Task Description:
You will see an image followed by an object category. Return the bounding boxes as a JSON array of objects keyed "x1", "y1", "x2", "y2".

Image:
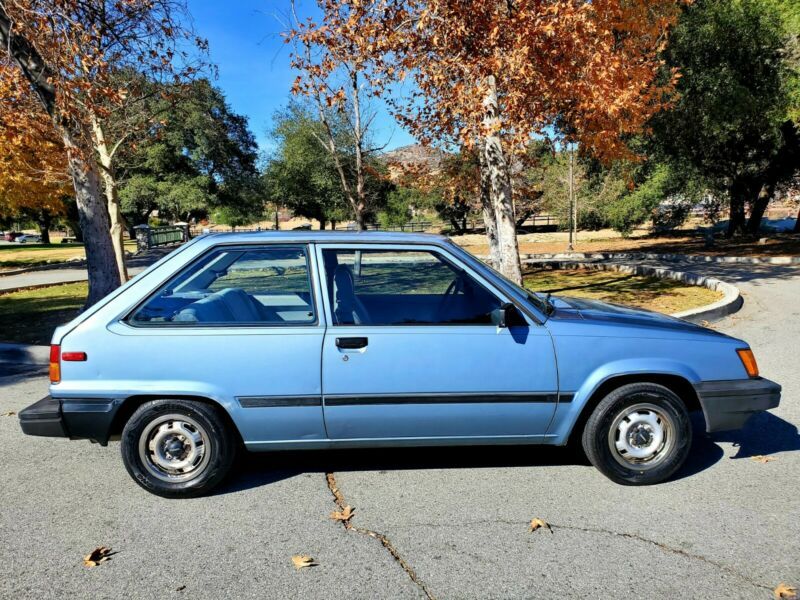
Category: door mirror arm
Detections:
[{"x1": 491, "y1": 302, "x2": 528, "y2": 328}]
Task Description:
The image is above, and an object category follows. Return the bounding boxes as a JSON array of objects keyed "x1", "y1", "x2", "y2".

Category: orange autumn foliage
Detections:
[
  {"x1": 294, "y1": 0, "x2": 683, "y2": 161},
  {"x1": 0, "y1": 64, "x2": 69, "y2": 218}
]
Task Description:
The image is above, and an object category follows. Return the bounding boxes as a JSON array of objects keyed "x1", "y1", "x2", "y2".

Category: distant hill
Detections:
[{"x1": 383, "y1": 144, "x2": 447, "y2": 178}]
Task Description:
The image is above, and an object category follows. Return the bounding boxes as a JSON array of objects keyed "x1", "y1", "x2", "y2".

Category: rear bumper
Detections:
[
  {"x1": 19, "y1": 396, "x2": 120, "y2": 445},
  {"x1": 18, "y1": 396, "x2": 68, "y2": 438},
  {"x1": 694, "y1": 378, "x2": 781, "y2": 433}
]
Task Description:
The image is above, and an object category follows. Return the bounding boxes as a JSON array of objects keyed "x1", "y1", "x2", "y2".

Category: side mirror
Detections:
[{"x1": 491, "y1": 302, "x2": 528, "y2": 328}]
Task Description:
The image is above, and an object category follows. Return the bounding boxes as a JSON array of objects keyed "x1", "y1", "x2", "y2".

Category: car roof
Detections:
[{"x1": 199, "y1": 230, "x2": 450, "y2": 245}]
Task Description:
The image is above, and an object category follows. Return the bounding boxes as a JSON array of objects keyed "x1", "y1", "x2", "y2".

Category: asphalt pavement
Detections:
[{"x1": 0, "y1": 260, "x2": 798, "y2": 599}]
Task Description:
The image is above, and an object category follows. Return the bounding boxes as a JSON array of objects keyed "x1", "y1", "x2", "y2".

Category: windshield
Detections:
[{"x1": 444, "y1": 241, "x2": 552, "y2": 316}]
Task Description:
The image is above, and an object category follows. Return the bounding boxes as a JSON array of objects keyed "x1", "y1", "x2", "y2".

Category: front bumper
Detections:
[
  {"x1": 19, "y1": 396, "x2": 120, "y2": 445},
  {"x1": 694, "y1": 377, "x2": 781, "y2": 433}
]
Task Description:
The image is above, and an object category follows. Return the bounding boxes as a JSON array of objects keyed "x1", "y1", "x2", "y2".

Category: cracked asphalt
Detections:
[{"x1": 1, "y1": 261, "x2": 798, "y2": 599}]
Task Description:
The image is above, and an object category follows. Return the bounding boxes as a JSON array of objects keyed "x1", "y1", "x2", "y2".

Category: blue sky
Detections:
[{"x1": 186, "y1": 0, "x2": 416, "y2": 154}]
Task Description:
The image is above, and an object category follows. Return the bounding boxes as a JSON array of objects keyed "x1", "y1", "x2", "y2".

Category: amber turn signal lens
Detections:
[
  {"x1": 736, "y1": 348, "x2": 759, "y2": 378},
  {"x1": 49, "y1": 344, "x2": 61, "y2": 384}
]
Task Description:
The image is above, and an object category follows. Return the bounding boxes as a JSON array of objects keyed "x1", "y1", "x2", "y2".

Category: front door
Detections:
[{"x1": 317, "y1": 245, "x2": 558, "y2": 442}]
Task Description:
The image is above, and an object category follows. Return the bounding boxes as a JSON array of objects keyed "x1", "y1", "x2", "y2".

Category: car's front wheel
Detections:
[
  {"x1": 581, "y1": 383, "x2": 692, "y2": 485},
  {"x1": 121, "y1": 399, "x2": 237, "y2": 498}
]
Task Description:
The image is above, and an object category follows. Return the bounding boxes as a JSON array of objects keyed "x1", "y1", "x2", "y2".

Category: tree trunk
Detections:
[
  {"x1": 0, "y1": 9, "x2": 118, "y2": 304},
  {"x1": 449, "y1": 217, "x2": 464, "y2": 234},
  {"x1": 65, "y1": 147, "x2": 121, "y2": 307},
  {"x1": 91, "y1": 117, "x2": 129, "y2": 282},
  {"x1": 36, "y1": 210, "x2": 52, "y2": 244},
  {"x1": 726, "y1": 179, "x2": 749, "y2": 237},
  {"x1": 477, "y1": 140, "x2": 501, "y2": 269},
  {"x1": 745, "y1": 182, "x2": 775, "y2": 234},
  {"x1": 481, "y1": 75, "x2": 522, "y2": 284}
]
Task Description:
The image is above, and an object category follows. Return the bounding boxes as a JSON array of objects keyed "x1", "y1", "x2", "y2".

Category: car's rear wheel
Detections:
[
  {"x1": 121, "y1": 399, "x2": 236, "y2": 498},
  {"x1": 581, "y1": 383, "x2": 692, "y2": 485}
]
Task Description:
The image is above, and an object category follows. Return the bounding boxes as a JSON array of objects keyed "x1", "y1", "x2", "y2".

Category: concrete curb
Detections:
[
  {"x1": 0, "y1": 260, "x2": 86, "y2": 277},
  {"x1": 521, "y1": 259, "x2": 743, "y2": 324},
  {"x1": 517, "y1": 251, "x2": 800, "y2": 265},
  {"x1": 0, "y1": 343, "x2": 49, "y2": 366}
]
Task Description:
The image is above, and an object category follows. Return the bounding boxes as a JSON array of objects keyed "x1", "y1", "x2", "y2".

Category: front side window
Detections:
[
  {"x1": 322, "y1": 249, "x2": 502, "y2": 326},
  {"x1": 131, "y1": 245, "x2": 315, "y2": 325}
]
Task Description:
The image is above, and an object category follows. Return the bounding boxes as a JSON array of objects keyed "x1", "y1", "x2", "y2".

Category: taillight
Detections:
[
  {"x1": 62, "y1": 351, "x2": 87, "y2": 362},
  {"x1": 49, "y1": 344, "x2": 61, "y2": 384},
  {"x1": 736, "y1": 348, "x2": 759, "y2": 378}
]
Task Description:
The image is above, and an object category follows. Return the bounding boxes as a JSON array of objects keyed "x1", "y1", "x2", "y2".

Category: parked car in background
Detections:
[
  {"x1": 3, "y1": 231, "x2": 22, "y2": 242},
  {"x1": 16, "y1": 234, "x2": 42, "y2": 244},
  {"x1": 18, "y1": 231, "x2": 781, "y2": 498}
]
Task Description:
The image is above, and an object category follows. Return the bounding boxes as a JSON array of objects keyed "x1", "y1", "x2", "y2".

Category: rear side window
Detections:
[
  {"x1": 130, "y1": 245, "x2": 316, "y2": 325},
  {"x1": 321, "y1": 249, "x2": 502, "y2": 326}
]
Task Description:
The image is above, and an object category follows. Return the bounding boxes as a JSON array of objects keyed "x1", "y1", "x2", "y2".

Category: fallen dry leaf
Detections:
[
  {"x1": 752, "y1": 455, "x2": 776, "y2": 464},
  {"x1": 291, "y1": 554, "x2": 317, "y2": 570},
  {"x1": 83, "y1": 546, "x2": 114, "y2": 567},
  {"x1": 529, "y1": 518, "x2": 553, "y2": 534},
  {"x1": 1, "y1": 411, "x2": 16, "y2": 417},
  {"x1": 330, "y1": 505, "x2": 355, "y2": 522},
  {"x1": 774, "y1": 583, "x2": 798, "y2": 600}
]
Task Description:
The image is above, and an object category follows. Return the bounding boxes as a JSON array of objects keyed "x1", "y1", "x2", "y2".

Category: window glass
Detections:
[
  {"x1": 322, "y1": 249, "x2": 501, "y2": 326},
  {"x1": 131, "y1": 246, "x2": 315, "y2": 325}
]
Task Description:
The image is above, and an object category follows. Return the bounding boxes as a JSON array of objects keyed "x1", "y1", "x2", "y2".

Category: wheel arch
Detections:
[
  {"x1": 570, "y1": 374, "x2": 701, "y2": 442},
  {"x1": 553, "y1": 360, "x2": 704, "y2": 445},
  {"x1": 108, "y1": 394, "x2": 243, "y2": 445}
]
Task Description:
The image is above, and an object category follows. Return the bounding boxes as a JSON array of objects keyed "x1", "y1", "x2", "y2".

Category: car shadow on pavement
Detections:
[
  {"x1": 673, "y1": 411, "x2": 800, "y2": 480},
  {"x1": 710, "y1": 410, "x2": 800, "y2": 459},
  {"x1": 216, "y1": 409, "x2": 800, "y2": 495},
  {"x1": 216, "y1": 444, "x2": 587, "y2": 495}
]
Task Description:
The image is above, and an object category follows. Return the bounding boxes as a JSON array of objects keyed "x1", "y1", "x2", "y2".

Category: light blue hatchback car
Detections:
[{"x1": 19, "y1": 232, "x2": 780, "y2": 497}]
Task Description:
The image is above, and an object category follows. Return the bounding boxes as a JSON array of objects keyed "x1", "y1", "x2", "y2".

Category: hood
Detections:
[{"x1": 547, "y1": 295, "x2": 730, "y2": 338}]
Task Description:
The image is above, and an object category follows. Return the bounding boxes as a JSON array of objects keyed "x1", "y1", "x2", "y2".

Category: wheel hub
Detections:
[
  {"x1": 608, "y1": 402, "x2": 675, "y2": 470},
  {"x1": 629, "y1": 424, "x2": 654, "y2": 448},
  {"x1": 138, "y1": 415, "x2": 211, "y2": 483},
  {"x1": 164, "y1": 437, "x2": 187, "y2": 459}
]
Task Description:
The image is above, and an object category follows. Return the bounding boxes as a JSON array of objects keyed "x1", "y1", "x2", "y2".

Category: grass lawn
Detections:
[
  {"x1": 0, "y1": 244, "x2": 87, "y2": 269},
  {"x1": 0, "y1": 268, "x2": 720, "y2": 344},
  {"x1": 0, "y1": 282, "x2": 85, "y2": 345},
  {"x1": 0, "y1": 241, "x2": 137, "y2": 270},
  {"x1": 523, "y1": 267, "x2": 722, "y2": 314}
]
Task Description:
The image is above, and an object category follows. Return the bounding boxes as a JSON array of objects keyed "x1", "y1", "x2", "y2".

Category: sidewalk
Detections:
[{"x1": 0, "y1": 247, "x2": 173, "y2": 293}]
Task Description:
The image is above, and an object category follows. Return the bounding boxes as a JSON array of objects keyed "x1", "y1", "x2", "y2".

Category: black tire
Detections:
[
  {"x1": 121, "y1": 399, "x2": 237, "y2": 498},
  {"x1": 581, "y1": 383, "x2": 692, "y2": 485}
]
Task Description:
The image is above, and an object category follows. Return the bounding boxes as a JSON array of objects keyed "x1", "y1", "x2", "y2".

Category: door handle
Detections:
[{"x1": 336, "y1": 337, "x2": 368, "y2": 350}]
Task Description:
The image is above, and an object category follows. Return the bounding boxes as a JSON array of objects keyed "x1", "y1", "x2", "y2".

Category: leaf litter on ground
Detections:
[
  {"x1": 291, "y1": 555, "x2": 318, "y2": 570},
  {"x1": 529, "y1": 518, "x2": 553, "y2": 533},
  {"x1": 83, "y1": 546, "x2": 114, "y2": 567}
]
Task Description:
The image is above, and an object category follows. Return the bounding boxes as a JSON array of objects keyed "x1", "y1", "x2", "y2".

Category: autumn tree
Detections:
[
  {"x1": 287, "y1": 1, "x2": 389, "y2": 230},
  {"x1": 0, "y1": 0, "x2": 205, "y2": 306},
  {"x1": 304, "y1": 0, "x2": 682, "y2": 282},
  {"x1": 0, "y1": 65, "x2": 70, "y2": 242}
]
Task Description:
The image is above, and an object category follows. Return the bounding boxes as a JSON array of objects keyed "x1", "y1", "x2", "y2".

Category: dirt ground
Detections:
[{"x1": 455, "y1": 230, "x2": 800, "y2": 258}]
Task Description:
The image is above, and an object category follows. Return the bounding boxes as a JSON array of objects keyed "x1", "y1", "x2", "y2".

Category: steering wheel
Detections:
[{"x1": 435, "y1": 273, "x2": 466, "y2": 322}]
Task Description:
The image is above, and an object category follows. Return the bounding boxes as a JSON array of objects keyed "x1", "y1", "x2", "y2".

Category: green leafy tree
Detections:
[
  {"x1": 118, "y1": 79, "x2": 263, "y2": 227},
  {"x1": 650, "y1": 0, "x2": 799, "y2": 236},
  {"x1": 265, "y1": 103, "x2": 390, "y2": 228}
]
